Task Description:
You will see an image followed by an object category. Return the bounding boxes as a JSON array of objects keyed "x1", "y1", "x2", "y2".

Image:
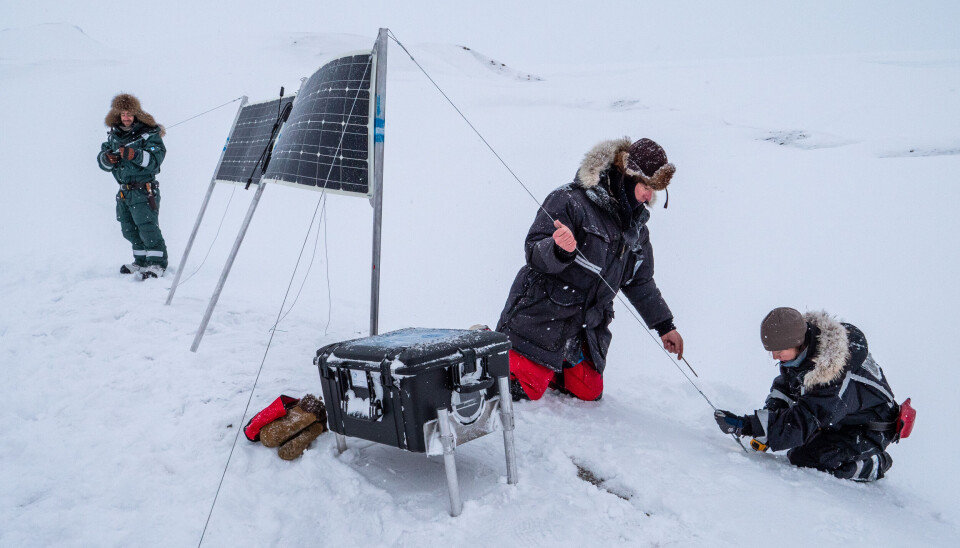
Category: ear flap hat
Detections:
[
  {"x1": 104, "y1": 93, "x2": 165, "y2": 136},
  {"x1": 620, "y1": 137, "x2": 675, "y2": 191}
]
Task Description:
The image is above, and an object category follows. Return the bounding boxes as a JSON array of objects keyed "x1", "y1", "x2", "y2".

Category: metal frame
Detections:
[
  {"x1": 369, "y1": 27, "x2": 388, "y2": 337},
  {"x1": 189, "y1": 32, "x2": 387, "y2": 352},
  {"x1": 165, "y1": 97, "x2": 248, "y2": 306},
  {"x1": 333, "y1": 374, "x2": 519, "y2": 517},
  {"x1": 189, "y1": 82, "x2": 306, "y2": 352}
]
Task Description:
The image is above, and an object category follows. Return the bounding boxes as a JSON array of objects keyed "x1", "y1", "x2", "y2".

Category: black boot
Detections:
[
  {"x1": 877, "y1": 451, "x2": 893, "y2": 479},
  {"x1": 837, "y1": 451, "x2": 893, "y2": 482},
  {"x1": 509, "y1": 377, "x2": 529, "y2": 402}
]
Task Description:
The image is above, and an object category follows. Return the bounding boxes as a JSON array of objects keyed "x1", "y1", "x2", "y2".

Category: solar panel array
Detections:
[
  {"x1": 262, "y1": 52, "x2": 375, "y2": 197},
  {"x1": 214, "y1": 96, "x2": 296, "y2": 186}
]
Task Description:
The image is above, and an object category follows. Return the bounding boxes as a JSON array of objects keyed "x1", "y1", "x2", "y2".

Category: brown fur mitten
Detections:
[
  {"x1": 260, "y1": 394, "x2": 326, "y2": 448},
  {"x1": 277, "y1": 421, "x2": 327, "y2": 460}
]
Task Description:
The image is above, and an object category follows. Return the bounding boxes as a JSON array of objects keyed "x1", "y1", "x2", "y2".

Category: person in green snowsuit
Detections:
[{"x1": 97, "y1": 93, "x2": 168, "y2": 278}]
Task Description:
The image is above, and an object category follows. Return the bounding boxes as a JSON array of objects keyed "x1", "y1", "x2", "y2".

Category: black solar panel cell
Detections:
[
  {"x1": 214, "y1": 97, "x2": 295, "y2": 185},
  {"x1": 264, "y1": 53, "x2": 375, "y2": 196}
]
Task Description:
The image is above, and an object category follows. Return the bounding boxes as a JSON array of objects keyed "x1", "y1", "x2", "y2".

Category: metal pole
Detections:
[
  {"x1": 496, "y1": 376, "x2": 519, "y2": 485},
  {"x1": 190, "y1": 182, "x2": 267, "y2": 352},
  {"x1": 369, "y1": 28, "x2": 389, "y2": 336},
  {"x1": 436, "y1": 408, "x2": 462, "y2": 517},
  {"x1": 166, "y1": 97, "x2": 248, "y2": 306}
]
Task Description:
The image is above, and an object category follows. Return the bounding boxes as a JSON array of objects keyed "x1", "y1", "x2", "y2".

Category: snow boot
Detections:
[
  {"x1": 877, "y1": 451, "x2": 893, "y2": 479},
  {"x1": 839, "y1": 451, "x2": 893, "y2": 482},
  {"x1": 138, "y1": 265, "x2": 165, "y2": 280},
  {"x1": 260, "y1": 394, "x2": 327, "y2": 448},
  {"x1": 120, "y1": 263, "x2": 143, "y2": 274},
  {"x1": 277, "y1": 422, "x2": 326, "y2": 460}
]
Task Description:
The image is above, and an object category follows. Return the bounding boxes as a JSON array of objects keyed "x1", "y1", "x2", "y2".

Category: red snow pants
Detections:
[{"x1": 509, "y1": 350, "x2": 603, "y2": 401}]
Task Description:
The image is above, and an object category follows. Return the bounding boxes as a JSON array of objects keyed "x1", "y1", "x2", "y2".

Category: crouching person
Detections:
[
  {"x1": 715, "y1": 307, "x2": 899, "y2": 482},
  {"x1": 496, "y1": 137, "x2": 684, "y2": 402}
]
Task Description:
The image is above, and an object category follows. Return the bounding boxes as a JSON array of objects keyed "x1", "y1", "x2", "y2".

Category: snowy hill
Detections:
[{"x1": 2, "y1": 2, "x2": 959, "y2": 546}]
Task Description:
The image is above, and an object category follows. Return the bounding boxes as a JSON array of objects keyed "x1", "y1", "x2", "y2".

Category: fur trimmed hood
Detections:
[
  {"x1": 105, "y1": 93, "x2": 165, "y2": 136},
  {"x1": 575, "y1": 137, "x2": 675, "y2": 192},
  {"x1": 802, "y1": 310, "x2": 852, "y2": 389}
]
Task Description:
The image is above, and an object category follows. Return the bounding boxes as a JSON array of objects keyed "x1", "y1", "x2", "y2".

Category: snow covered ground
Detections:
[{"x1": 2, "y1": 2, "x2": 959, "y2": 546}]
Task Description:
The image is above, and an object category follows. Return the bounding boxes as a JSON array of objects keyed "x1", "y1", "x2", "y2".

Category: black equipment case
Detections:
[{"x1": 314, "y1": 328, "x2": 511, "y2": 454}]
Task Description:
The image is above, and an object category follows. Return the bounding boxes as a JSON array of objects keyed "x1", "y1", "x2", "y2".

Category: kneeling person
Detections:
[
  {"x1": 714, "y1": 307, "x2": 899, "y2": 481},
  {"x1": 497, "y1": 137, "x2": 684, "y2": 402}
]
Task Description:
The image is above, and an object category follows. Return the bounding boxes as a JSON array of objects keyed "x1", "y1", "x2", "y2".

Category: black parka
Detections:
[
  {"x1": 749, "y1": 311, "x2": 899, "y2": 452},
  {"x1": 496, "y1": 139, "x2": 673, "y2": 374}
]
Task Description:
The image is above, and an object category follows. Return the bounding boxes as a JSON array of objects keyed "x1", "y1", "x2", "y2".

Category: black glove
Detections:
[
  {"x1": 105, "y1": 153, "x2": 119, "y2": 164},
  {"x1": 118, "y1": 146, "x2": 136, "y2": 161},
  {"x1": 714, "y1": 409, "x2": 753, "y2": 437}
]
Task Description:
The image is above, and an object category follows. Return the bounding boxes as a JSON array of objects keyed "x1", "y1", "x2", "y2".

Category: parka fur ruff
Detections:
[
  {"x1": 576, "y1": 137, "x2": 675, "y2": 192},
  {"x1": 105, "y1": 93, "x2": 165, "y2": 136},
  {"x1": 802, "y1": 310, "x2": 852, "y2": 389}
]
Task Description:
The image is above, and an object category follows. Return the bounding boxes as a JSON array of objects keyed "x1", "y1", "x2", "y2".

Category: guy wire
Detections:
[
  {"x1": 277, "y1": 193, "x2": 329, "y2": 326},
  {"x1": 167, "y1": 96, "x2": 244, "y2": 130},
  {"x1": 388, "y1": 31, "x2": 747, "y2": 451},
  {"x1": 172, "y1": 183, "x2": 238, "y2": 289},
  {"x1": 148, "y1": 95, "x2": 242, "y2": 288},
  {"x1": 197, "y1": 58, "x2": 373, "y2": 547}
]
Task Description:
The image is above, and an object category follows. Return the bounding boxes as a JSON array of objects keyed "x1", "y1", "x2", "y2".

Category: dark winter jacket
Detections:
[
  {"x1": 97, "y1": 121, "x2": 166, "y2": 185},
  {"x1": 496, "y1": 139, "x2": 674, "y2": 374},
  {"x1": 749, "y1": 311, "x2": 899, "y2": 452}
]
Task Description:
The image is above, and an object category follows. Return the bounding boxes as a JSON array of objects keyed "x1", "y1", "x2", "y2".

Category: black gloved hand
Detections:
[
  {"x1": 105, "y1": 153, "x2": 119, "y2": 164},
  {"x1": 118, "y1": 146, "x2": 136, "y2": 161},
  {"x1": 714, "y1": 409, "x2": 753, "y2": 437}
]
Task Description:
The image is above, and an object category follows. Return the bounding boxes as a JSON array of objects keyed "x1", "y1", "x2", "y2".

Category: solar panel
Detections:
[
  {"x1": 214, "y1": 96, "x2": 296, "y2": 186},
  {"x1": 262, "y1": 51, "x2": 376, "y2": 197}
]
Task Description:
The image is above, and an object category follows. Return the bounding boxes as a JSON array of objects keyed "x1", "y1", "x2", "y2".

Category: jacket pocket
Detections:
[
  {"x1": 509, "y1": 279, "x2": 585, "y2": 352},
  {"x1": 577, "y1": 224, "x2": 612, "y2": 274}
]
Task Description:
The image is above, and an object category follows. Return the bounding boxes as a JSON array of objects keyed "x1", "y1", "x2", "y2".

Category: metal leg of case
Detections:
[
  {"x1": 496, "y1": 376, "x2": 519, "y2": 485},
  {"x1": 436, "y1": 408, "x2": 463, "y2": 517},
  {"x1": 335, "y1": 433, "x2": 348, "y2": 454}
]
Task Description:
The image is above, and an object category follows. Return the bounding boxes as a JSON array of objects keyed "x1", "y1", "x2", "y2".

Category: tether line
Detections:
[
  {"x1": 168, "y1": 96, "x2": 244, "y2": 130},
  {"x1": 388, "y1": 30, "x2": 746, "y2": 452},
  {"x1": 173, "y1": 183, "x2": 239, "y2": 289}
]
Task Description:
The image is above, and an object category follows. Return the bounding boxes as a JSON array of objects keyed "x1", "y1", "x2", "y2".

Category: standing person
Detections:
[
  {"x1": 714, "y1": 307, "x2": 901, "y2": 482},
  {"x1": 497, "y1": 137, "x2": 684, "y2": 402},
  {"x1": 97, "y1": 93, "x2": 168, "y2": 279}
]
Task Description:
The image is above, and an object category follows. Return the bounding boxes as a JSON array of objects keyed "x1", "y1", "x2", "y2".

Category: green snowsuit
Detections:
[{"x1": 97, "y1": 121, "x2": 168, "y2": 268}]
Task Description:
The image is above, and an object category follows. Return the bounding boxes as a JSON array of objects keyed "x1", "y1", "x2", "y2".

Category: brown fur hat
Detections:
[
  {"x1": 104, "y1": 93, "x2": 165, "y2": 136},
  {"x1": 578, "y1": 137, "x2": 675, "y2": 193},
  {"x1": 618, "y1": 138, "x2": 675, "y2": 191}
]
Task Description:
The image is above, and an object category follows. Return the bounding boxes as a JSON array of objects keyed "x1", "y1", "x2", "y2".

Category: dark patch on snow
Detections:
[
  {"x1": 763, "y1": 130, "x2": 810, "y2": 146},
  {"x1": 457, "y1": 45, "x2": 543, "y2": 81},
  {"x1": 760, "y1": 130, "x2": 852, "y2": 150},
  {"x1": 610, "y1": 99, "x2": 647, "y2": 111},
  {"x1": 879, "y1": 147, "x2": 960, "y2": 158},
  {"x1": 573, "y1": 460, "x2": 645, "y2": 509}
]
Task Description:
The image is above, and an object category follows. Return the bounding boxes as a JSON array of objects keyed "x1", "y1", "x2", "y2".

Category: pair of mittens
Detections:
[{"x1": 260, "y1": 394, "x2": 328, "y2": 460}]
